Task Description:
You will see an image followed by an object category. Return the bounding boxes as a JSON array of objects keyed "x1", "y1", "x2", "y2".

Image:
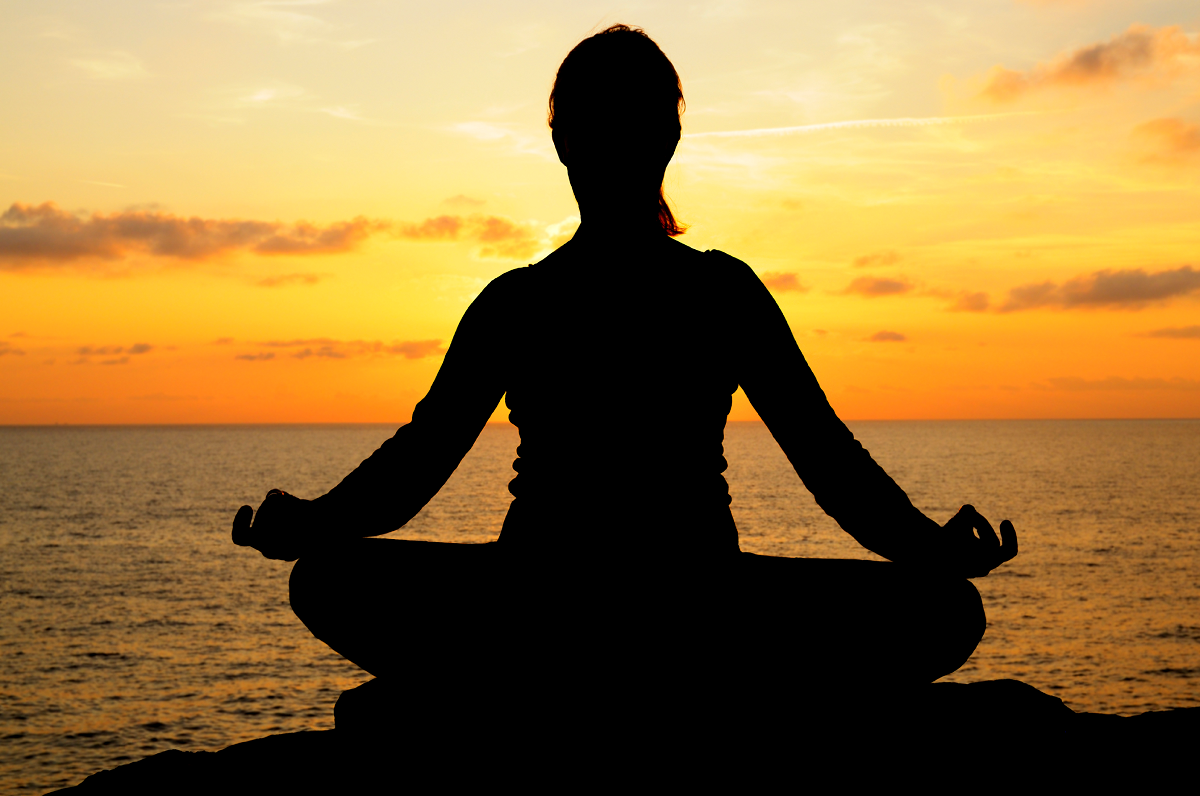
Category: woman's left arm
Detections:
[{"x1": 720, "y1": 252, "x2": 1016, "y2": 577}]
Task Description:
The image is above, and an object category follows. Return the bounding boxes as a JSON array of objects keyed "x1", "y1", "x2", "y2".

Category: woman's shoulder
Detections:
[
  {"x1": 664, "y1": 240, "x2": 761, "y2": 288},
  {"x1": 476, "y1": 263, "x2": 536, "y2": 299}
]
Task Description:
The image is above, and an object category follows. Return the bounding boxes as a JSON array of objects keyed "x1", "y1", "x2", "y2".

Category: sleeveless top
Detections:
[{"x1": 314, "y1": 240, "x2": 936, "y2": 564}]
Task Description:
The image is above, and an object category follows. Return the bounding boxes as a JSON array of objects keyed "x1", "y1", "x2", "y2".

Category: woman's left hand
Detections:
[{"x1": 932, "y1": 505, "x2": 1018, "y2": 578}]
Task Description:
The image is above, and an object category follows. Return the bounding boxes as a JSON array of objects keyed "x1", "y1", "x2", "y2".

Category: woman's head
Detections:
[{"x1": 549, "y1": 25, "x2": 685, "y2": 236}]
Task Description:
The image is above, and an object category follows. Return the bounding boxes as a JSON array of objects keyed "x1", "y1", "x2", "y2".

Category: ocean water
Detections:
[{"x1": 2, "y1": 420, "x2": 1198, "y2": 792}]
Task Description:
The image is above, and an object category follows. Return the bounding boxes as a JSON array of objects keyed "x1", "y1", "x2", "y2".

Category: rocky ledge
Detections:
[{"x1": 52, "y1": 679, "x2": 1197, "y2": 793}]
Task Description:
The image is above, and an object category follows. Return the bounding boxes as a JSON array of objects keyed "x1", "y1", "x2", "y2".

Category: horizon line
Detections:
[{"x1": 1, "y1": 417, "x2": 1197, "y2": 428}]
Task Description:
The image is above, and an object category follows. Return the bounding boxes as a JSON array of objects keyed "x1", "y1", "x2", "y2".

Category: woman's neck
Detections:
[{"x1": 571, "y1": 216, "x2": 667, "y2": 251}]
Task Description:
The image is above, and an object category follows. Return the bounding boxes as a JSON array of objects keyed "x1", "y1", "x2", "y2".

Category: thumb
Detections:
[{"x1": 232, "y1": 504, "x2": 254, "y2": 546}]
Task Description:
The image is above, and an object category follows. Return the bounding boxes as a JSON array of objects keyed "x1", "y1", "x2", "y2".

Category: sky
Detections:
[{"x1": 1, "y1": 0, "x2": 1198, "y2": 423}]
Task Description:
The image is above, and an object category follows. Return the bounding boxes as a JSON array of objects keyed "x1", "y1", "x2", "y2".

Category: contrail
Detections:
[{"x1": 683, "y1": 112, "x2": 1037, "y2": 139}]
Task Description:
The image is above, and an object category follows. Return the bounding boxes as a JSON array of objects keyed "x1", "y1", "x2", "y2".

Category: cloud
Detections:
[
  {"x1": 760, "y1": 272, "x2": 808, "y2": 293},
  {"x1": 868, "y1": 331, "x2": 907, "y2": 342},
  {"x1": 447, "y1": 121, "x2": 549, "y2": 159},
  {"x1": 1000, "y1": 266, "x2": 1200, "y2": 311},
  {"x1": 256, "y1": 272, "x2": 325, "y2": 287},
  {"x1": 979, "y1": 25, "x2": 1200, "y2": 102},
  {"x1": 293, "y1": 346, "x2": 345, "y2": 359},
  {"x1": 76, "y1": 344, "x2": 152, "y2": 356},
  {"x1": 319, "y1": 106, "x2": 364, "y2": 121},
  {"x1": 253, "y1": 338, "x2": 447, "y2": 360},
  {"x1": 683, "y1": 113, "x2": 1033, "y2": 139},
  {"x1": 444, "y1": 195, "x2": 486, "y2": 209},
  {"x1": 0, "y1": 203, "x2": 546, "y2": 267},
  {"x1": 235, "y1": 352, "x2": 276, "y2": 361},
  {"x1": 0, "y1": 341, "x2": 25, "y2": 356},
  {"x1": 213, "y1": 337, "x2": 235, "y2": 345},
  {"x1": 471, "y1": 216, "x2": 540, "y2": 259},
  {"x1": 386, "y1": 340, "x2": 446, "y2": 359},
  {"x1": 72, "y1": 343, "x2": 153, "y2": 364},
  {"x1": 1133, "y1": 118, "x2": 1200, "y2": 162},
  {"x1": 397, "y1": 216, "x2": 463, "y2": 241},
  {"x1": 853, "y1": 250, "x2": 901, "y2": 268},
  {"x1": 260, "y1": 337, "x2": 339, "y2": 348},
  {"x1": 842, "y1": 276, "x2": 914, "y2": 297},
  {"x1": 948, "y1": 291, "x2": 990, "y2": 312},
  {"x1": 0, "y1": 202, "x2": 382, "y2": 265},
  {"x1": 217, "y1": 0, "x2": 358, "y2": 47},
  {"x1": 1044, "y1": 376, "x2": 1200, "y2": 391},
  {"x1": 1143, "y1": 326, "x2": 1200, "y2": 339},
  {"x1": 69, "y1": 52, "x2": 147, "y2": 81},
  {"x1": 129, "y1": 393, "x2": 201, "y2": 401}
]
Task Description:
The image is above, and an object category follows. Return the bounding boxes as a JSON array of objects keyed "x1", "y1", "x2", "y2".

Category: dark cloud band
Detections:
[{"x1": 0, "y1": 202, "x2": 542, "y2": 267}]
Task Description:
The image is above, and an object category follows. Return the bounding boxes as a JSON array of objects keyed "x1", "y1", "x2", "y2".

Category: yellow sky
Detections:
[{"x1": 2, "y1": 1, "x2": 1199, "y2": 423}]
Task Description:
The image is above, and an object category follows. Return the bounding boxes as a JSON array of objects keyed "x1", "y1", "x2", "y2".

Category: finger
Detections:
[
  {"x1": 945, "y1": 505, "x2": 973, "y2": 535},
  {"x1": 970, "y1": 509, "x2": 1001, "y2": 550},
  {"x1": 232, "y1": 504, "x2": 254, "y2": 546},
  {"x1": 999, "y1": 520, "x2": 1018, "y2": 562}
]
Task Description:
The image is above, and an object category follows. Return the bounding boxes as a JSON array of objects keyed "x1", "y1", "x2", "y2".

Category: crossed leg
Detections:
[{"x1": 289, "y1": 538, "x2": 985, "y2": 691}]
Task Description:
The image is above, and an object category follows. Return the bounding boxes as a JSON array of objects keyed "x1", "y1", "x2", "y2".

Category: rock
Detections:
[{"x1": 50, "y1": 680, "x2": 1200, "y2": 793}]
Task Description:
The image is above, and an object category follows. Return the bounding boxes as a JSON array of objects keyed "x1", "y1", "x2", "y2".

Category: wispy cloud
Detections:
[
  {"x1": 853, "y1": 250, "x2": 901, "y2": 268},
  {"x1": 842, "y1": 276, "x2": 914, "y2": 297},
  {"x1": 256, "y1": 272, "x2": 326, "y2": 287},
  {"x1": 448, "y1": 122, "x2": 551, "y2": 158},
  {"x1": 1000, "y1": 266, "x2": 1200, "y2": 311},
  {"x1": 443, "y1": 195, "x2": 486, "y2": 209},
  {"x1": 760, "y1": 272, "x2": 808, "y2": 293},
  {"x1": 947, "y1": 291, "x2": 990, "y2": 312},
  {"x1": 319, "y1": 106, "x2": 364, "y2": 121},
  {"x1": 684, "y1": 113, "x2": 1032, "y2": 139},
  {"x1": 868, "y1": 331, "x2": 907, "y2": 342},
  {"x1": 77, "y1": 343, "x2": 153, "y2": 356},
  {"x1": 1142, "y1": 326, "x2": 1200, "y2": 339},
  {"x1": 1044, "y1": 376, "x2": 1200, "y2": 391},
  {"x1": 978, "y1": 25, "x2": 1200, "y2": 102},
  {"x1": 129, "y1": 393, "x2": 203, "y2": 402},
  {"x1": 242, "y1": 338, "x2": 447, "y2": 361},
  {"x1": 68, "y1": 52, "x2": 147, "y2": 81},
  {"x1": 1133, "y1": 118, "x2": 1200, "y2": 162},
  {"x1": 0, "y1": 341, "x2": 25, "y2": 357},
  {"x1": 73, "y1": 343, "x2": 154, "y2": 366},
  {"x1": 0, "y1": 202, "x2": 547, "y2": 267},
  {"x1": 220, "y1": 0, "x2": 335, "y2": 44}
]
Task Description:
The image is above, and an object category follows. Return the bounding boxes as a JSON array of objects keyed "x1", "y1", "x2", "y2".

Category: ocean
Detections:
[{"x1": 2, "y1": 420, "x2": 1198, "y2": 792}]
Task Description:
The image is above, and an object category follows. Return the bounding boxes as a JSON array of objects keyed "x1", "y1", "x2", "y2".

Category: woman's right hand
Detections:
[
  {"x1": 928, "y1": 505, "x2": 1018, "y2": 578},
  {"x1": 231, "y1": 489, "x2": 316, "y2": 562}
]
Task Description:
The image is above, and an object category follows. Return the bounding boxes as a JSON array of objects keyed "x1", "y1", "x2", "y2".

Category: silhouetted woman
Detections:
[{"x1": 234, "y1": 25, "x2": 1016, "y2": 701}]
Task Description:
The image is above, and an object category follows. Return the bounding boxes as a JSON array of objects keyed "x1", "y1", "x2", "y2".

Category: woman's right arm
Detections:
[
  {"x1": 232, "y1": 269, "x2": 520, "y2": 560},
  {"x1": 717, "y1": 252, "x2": 1015, "y2": 575}
]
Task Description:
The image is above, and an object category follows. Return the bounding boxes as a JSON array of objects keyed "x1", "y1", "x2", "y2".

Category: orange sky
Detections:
[{"x1": 2, "y1": 1, "x2": 1198, "y2": 423}]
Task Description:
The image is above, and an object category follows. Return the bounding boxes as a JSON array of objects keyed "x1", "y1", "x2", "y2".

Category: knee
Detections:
[
  {"x1": 930, "y1": 576, "x2": 986, "y2": 678},
  {"x1": 952, "y1": 577, "x2": 986, "y2": 643},
  {"x1": 289, "y1": 555, "x2": 328, "y2": 635}
]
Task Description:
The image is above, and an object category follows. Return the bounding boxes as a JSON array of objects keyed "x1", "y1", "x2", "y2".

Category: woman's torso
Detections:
[{"x1": 498, "y1": 238, "x2": 742, "y2": 557}]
